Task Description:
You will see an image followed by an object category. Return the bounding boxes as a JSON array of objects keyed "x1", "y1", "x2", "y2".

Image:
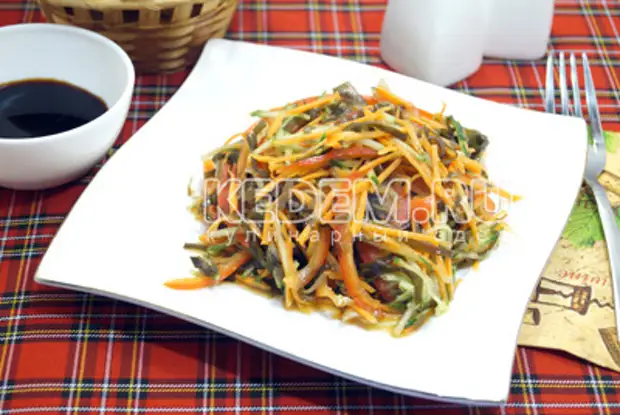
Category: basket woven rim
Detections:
[{"x1": 39, "y1": 0, "x2": 227, "y2": 9}]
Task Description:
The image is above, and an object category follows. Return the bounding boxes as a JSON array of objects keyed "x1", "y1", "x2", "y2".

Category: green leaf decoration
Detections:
[
  {"x1": 563, "y1": 190, "x2": 620, "y2": 248},
  {"x1": 604, "y1": 131, "x2": 620, "y2": 153},
  {"x1": 586, "y1": 128, "x2": 619, "y2": 153},
  {"x1": 563, "y1": 198, "x2": 603, "y2": 248}
]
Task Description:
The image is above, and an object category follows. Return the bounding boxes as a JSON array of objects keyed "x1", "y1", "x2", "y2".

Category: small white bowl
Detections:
[{"x1": 0, "y1": 23, "x2": 135, "y2": 190}]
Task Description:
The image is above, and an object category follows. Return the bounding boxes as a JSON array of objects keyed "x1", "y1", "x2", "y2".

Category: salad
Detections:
[{"x1": 166, "y1": 81, "x2": 518, "y2": 337}]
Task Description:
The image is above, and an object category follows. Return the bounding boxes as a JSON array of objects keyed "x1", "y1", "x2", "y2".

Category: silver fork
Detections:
[{"x1": 545, "y1": 51, "x2": 620, "y2": 340}]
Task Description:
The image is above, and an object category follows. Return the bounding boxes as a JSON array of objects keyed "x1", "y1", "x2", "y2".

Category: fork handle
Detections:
[{"x1": 587, "y1": 178, "x2": 620, "y2": 336}]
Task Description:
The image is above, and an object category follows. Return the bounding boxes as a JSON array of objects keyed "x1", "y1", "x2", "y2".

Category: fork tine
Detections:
[
  {"x1": 570, "y1": 53, "x2": 582, "y2": 118},
  {"x1": 559, "y1": 52, "x2": 570, "y2": 115},
  {"x1": 583, "y1": 53, "x2": 604, "y2": 146},
  {"x1": 545, "y1": 53, "x2": 555, "y2": 113}
]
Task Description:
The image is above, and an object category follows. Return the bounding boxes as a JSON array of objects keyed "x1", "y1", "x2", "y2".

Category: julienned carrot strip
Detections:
[
  {"x1": 261, "y1": 210, "x2": 273, "y2": 244},
  {"x1": 439, "y1": 161, "x2": 448, "y2": 177},
  {"x1": 166, "y1": 250, "x2": 253, "y2": 290},
  {"x1": 164, "y1": 277, "x2": 215, "y2": 290},
  {"x1": 361, "y1": 95, "x2": 379, "y2": 105},
  {"x1": 236, "y1": 142, "x2": 249, "y2": 178},
  {"x1": 431, "y1": 144, "x2": 440, "y2": 183},
  {"x1": 373, "y1": 86, "x2": 435, "y2": 119},
  {"x1": 215, "y1": 251, "x2": 253, "y2": 282},
  {"x1": 287, "y1": 96, "x2": 320, "y2": 107},
  {"x1": 300, "y1": 170, "x2": 330, "y2": 181},
  {"x1": 392, "y1": 139, "x2": 453, "y2": 208},
  {"x1": 395, "y1": 118, "x2": 423, "y2": 152},
  {"x1": 351, "y1": 189, "x2": 368, "y2": 235},
  {"x1": 492, "y1": 187, "x2": 523, "y2": 201},
  {"x1": 284, "y1": 93, "x2": 339, "y2": 116},
  {"x1": 306, "y1": 114, "x2": 325, "y2": 128},
  {"x1": 297, "y1": 223, "x2": 312, "y2": 246},
  {"x1": 460, "y1": 154, "x2": 486, "y2": 175},
  {"x1": 419, "y1": 135, "x2": 434, "y2": 157},
  {"x1": 458, "y1": 184, "x2": 479, "y2": 248},
  {"x1": 401, "y1": 308, "x2": 434, "y2": 336},
  {"x1": 377, "y1": 159, "x2": 402, "y2": 184},
  {"x1": 460, "y1": 175, "x2": 522, "y2": 201},
  {"x1": 355, "y1": 152, "x2": 399, "y2": 176},
  {"x1": 267, "y1": 113, "x2": 285, "y2": 138},
  {"x1": 262, "y1": 96, "x2": 320, "y2": 113},
  {"x1": 203, "y1": 158, "x2": 215, "y2": 173},
  {"x1": 373, "y1": 86, "x2": 412, "y2": 108},
  {"x1": 320, "y1": 190, "x2": 336, "y2": 217},
  {"x1": 278, "y1": 211, "x2": 298, "y2": 243},
  {"x1": 406, "y1": 114, "x2": 445, "y2": 132},
  {"x1": 446, "y1": 257, "x2": 455, "y2": 300},
  {"x1": 473, "y1": 189, "x2": 497, "y2": 220},
  {"x1": 449, "y1": 158, "x2": 465, "y2": 174}
]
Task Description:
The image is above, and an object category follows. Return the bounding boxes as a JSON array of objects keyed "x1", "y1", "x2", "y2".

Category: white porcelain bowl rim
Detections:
[{"x1": 0, "y1": 23, "x2": 135, "y2": 143}]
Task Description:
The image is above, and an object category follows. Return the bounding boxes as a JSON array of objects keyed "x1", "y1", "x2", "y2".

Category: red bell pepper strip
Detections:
[
  {"x1": 410, "y1": 195, "x2": 434, "y2": 224},
  {"x1": 278, "y1": 147, "x2": 377, "y2": 177},
  {"x1": 357, "y1": 241, "x2": 384, "y2": 264},
  {"x1": 217, "y1": 162, "x2": 231, "y2": 215}
]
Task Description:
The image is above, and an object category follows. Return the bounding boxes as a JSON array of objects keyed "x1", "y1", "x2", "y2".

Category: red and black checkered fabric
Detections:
[{"x1": 1, "y1": 1, "x2": 619, "y2": 414}]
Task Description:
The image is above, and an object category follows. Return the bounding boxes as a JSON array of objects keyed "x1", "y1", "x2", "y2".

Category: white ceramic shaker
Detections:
[{"x1": 380, "y1": 0, "x2": 555, "y2": 87}]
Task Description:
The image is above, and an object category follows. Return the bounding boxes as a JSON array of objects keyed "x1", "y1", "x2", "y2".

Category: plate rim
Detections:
[{"x1": 33, "y1": 277, "x2": 509, "y2": 407}]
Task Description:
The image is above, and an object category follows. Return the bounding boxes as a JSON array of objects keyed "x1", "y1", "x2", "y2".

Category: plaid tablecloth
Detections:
[{"x1": 1, "y1": 1, "x2": 619, "y2": 414}]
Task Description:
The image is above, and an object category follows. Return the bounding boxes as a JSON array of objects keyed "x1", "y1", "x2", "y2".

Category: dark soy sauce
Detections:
[{"x1": 0, "y1": 78, "x2": 108, "y2": 139}]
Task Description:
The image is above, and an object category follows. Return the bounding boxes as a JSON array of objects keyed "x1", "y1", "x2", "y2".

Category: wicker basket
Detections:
[{"x1": 37, "y1": 0, "x2": 239, "y2": 74}]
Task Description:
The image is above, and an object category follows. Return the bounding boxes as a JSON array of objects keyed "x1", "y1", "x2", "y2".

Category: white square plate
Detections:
[{"x1": 35, "y1": 39, "x2": 587, "y2": 405}]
